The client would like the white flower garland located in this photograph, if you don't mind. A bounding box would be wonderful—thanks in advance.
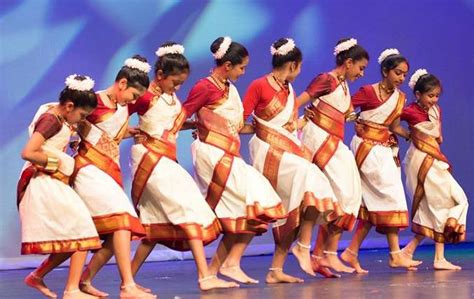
[378,48,400,64]
[213,36,232,59]
[156,44,185,57]
[270,38,296,56]
[333,38,357,56]
[124,58,151,73]
[409,68,429,90]
[65,74,95,91]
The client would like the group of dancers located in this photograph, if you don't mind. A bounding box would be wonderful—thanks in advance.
[17,36,469,298]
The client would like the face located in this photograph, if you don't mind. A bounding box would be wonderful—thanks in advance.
[116,78,145,105]
[157,71,189,94]
[384,61,409,87]
[345,58,368,81]
[286,61,302,82]
[227,56,249,81]
[64,102,94,125]
[416,85,441,110]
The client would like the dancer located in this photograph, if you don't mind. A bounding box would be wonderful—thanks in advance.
[72,56,156,298]
[129,42,238,290]
[183,36,287,284]
[18,75,101,298]
[297,38,367,276]
[401,69,468,270]
[243,38,341,283]
[343,48,421,272]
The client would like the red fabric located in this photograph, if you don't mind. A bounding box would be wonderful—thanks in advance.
[351,85,383,111]
[86,95,115,124]
[183,79,227,118]
[242,77,285,121]
[400,102,430,126]
[128,91,154,116]
[34,113,62,140]
[305,73,338,99]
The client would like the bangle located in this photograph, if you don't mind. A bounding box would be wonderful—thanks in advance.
[44,156,59,173]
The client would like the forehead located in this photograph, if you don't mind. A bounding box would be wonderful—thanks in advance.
[355,58,368,67]
[393,62,409,71]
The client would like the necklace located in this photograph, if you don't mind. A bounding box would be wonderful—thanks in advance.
[333,73,347,96]
[210,74,228,92]
[271,73,288,91]
[106,93,118,109]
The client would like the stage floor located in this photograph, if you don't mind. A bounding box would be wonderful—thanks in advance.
[1,243,473,298]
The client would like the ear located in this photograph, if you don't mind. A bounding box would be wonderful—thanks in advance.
[118,78,128,90]
[345,58,354,68]
[415,90,421,100]
[64,101,75,112]
[223,61,233,71]
[382,67,388,78]
[156,70,165,81]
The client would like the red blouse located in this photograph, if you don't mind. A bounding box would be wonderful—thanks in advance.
[87,94,135,124]
[242,77,287,121]
[183,79,228,118]
[305,73,338,99]
[400,102,438,127]
[34,113,62,139]
[128,91,154,116]
[351,85,388,111]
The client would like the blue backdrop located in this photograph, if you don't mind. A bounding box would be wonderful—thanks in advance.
[1,0,472,269]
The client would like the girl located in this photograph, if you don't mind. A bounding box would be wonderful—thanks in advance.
[72,56,156,298]
[183,36,287,284]
[343,48,421,272]
[18,74,101,299]
[243,38,341,283]
[401,69,468,270]
[129,42,238,291]
[297,38,367,276]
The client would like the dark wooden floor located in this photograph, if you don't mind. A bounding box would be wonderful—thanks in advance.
[1,243,473,298]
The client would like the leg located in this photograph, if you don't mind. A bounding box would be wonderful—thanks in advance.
[318,224,355,273]
[402,234,425,258]
[219,233,259,284]
[131,240,156,276]
[433,242,461,270]
[340,220,372,273]
[386,228,422,269]
[266,230,304,284]
[112,230,156,298]
[311,225,340,278]
[25,253,71,298]
[291,218,316,277]
[186,239,238,291]
[208,234,236,275]
[80,237,113,297]
[64,251,100,299]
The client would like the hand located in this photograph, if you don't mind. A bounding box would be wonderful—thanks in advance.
[134,133,146,144]
[304,106,315,120]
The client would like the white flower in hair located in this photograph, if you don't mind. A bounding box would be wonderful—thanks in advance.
[213,36,232,59]
[333,38,358,56]
[65,74,95,91]
[156,44,185,57]
[270,38,296,56]
[124,58,151,73]
[409,68,429,89]
[378,48,400,64]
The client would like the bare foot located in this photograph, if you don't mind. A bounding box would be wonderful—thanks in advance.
[266,268,304,284]
[199,275,239,291]
[311,255,341,278]
[24,272,58,298]
[79,281,109,297]
[434,258,462,270]
[219,265,259,284]
[389,251,422,269]
[119,284,156,299]
[64,289,100,299]
[136,283,152,293]
[340,249,369,274]
[291,242,316,276]
[320,251,355,273]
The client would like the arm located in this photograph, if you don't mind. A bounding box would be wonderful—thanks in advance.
[296,92,312,108]
[239,123,255,134]
[180,120,197,131]
[389,117,410,140]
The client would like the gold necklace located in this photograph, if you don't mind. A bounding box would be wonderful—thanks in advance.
[333,72,347,95]
[210,74,227,91]
[378,82,394,102]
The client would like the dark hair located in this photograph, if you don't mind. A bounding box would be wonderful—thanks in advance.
[115,54,150,90]
[335,38,369,66]
[271,38,303,68]
[413,73,442,95]
[59,75,97,109]
[211,37,249,66]
[380,54,409,77]
[154,42,190,77]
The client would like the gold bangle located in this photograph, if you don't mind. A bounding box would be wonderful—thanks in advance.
[44,156,59,173]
